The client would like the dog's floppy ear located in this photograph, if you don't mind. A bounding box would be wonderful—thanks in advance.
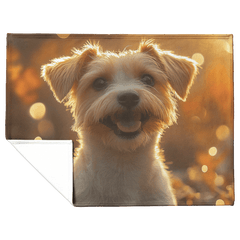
[41,44,99,102]
[160,52,198,101]
[139,40,199,101]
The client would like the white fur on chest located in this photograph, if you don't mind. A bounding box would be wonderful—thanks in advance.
[73,134,176,206]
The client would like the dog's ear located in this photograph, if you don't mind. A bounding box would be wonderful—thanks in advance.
[41,44,99,102]
[160,52,199,101]
[139,40,199,101]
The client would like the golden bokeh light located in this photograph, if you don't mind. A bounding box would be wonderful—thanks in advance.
[208,147,217,156]
[216,125,230,141]
[38,119,54,138]
[29,102,46,120]
[187,166,202,181]
[56,33,71,38]
[201,165,208,173]
[188,168,195,181]
[216,199,225,206]
[192,53,204,65]
[195,192,201,199]
[34,136,42,140]
[186,199,193,206]
[214,175,224,187]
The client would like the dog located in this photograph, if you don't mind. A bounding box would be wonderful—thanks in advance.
[41,39,199,206]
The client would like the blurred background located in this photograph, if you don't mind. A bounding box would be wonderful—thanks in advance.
[6,34,234,206]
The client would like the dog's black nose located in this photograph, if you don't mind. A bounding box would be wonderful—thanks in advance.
[117,92,140,109]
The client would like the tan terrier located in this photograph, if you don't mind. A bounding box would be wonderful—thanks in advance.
[41,40,199,206]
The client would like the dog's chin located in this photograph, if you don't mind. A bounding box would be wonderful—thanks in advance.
[99,112,150,140]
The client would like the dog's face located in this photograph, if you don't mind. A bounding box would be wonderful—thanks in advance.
[41,40,198,151]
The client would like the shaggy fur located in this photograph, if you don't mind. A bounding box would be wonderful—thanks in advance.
[41,40,199,206]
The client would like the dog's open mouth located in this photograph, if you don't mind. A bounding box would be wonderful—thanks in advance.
[100,111,150,139]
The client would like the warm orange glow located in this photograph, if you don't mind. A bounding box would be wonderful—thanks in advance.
[187,167,198,181]
[195,193,201,199]
[206,63,233,117]
[23,68,42,89]
[6,35,234,206]
[201,165,208,173]
[186,199,193,206]
[8,64,22,81]
[15,79,29,97]
[216,199,225,206]
[29,102,46,120]
[13,68,42,104]
[192,53,204,65]
[208,147,217,156]
[38,119,54,138]
[34,136,42,140]
[191,116,201,123]
[180,94,203,117]
[214,175,224,187]
[216,125,230,141]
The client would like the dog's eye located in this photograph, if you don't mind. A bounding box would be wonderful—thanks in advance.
[92,78,108,91]
[141,74,155,87]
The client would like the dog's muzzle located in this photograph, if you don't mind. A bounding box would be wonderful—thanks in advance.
[100,110,150,139]
[99,92,150,139]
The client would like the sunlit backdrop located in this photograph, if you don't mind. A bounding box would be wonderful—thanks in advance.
[6,34,234,206]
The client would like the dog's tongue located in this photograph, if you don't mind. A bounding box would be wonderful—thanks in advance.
[116,121,141,133]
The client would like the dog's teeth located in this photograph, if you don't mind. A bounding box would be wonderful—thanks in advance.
[117,121,141,133]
